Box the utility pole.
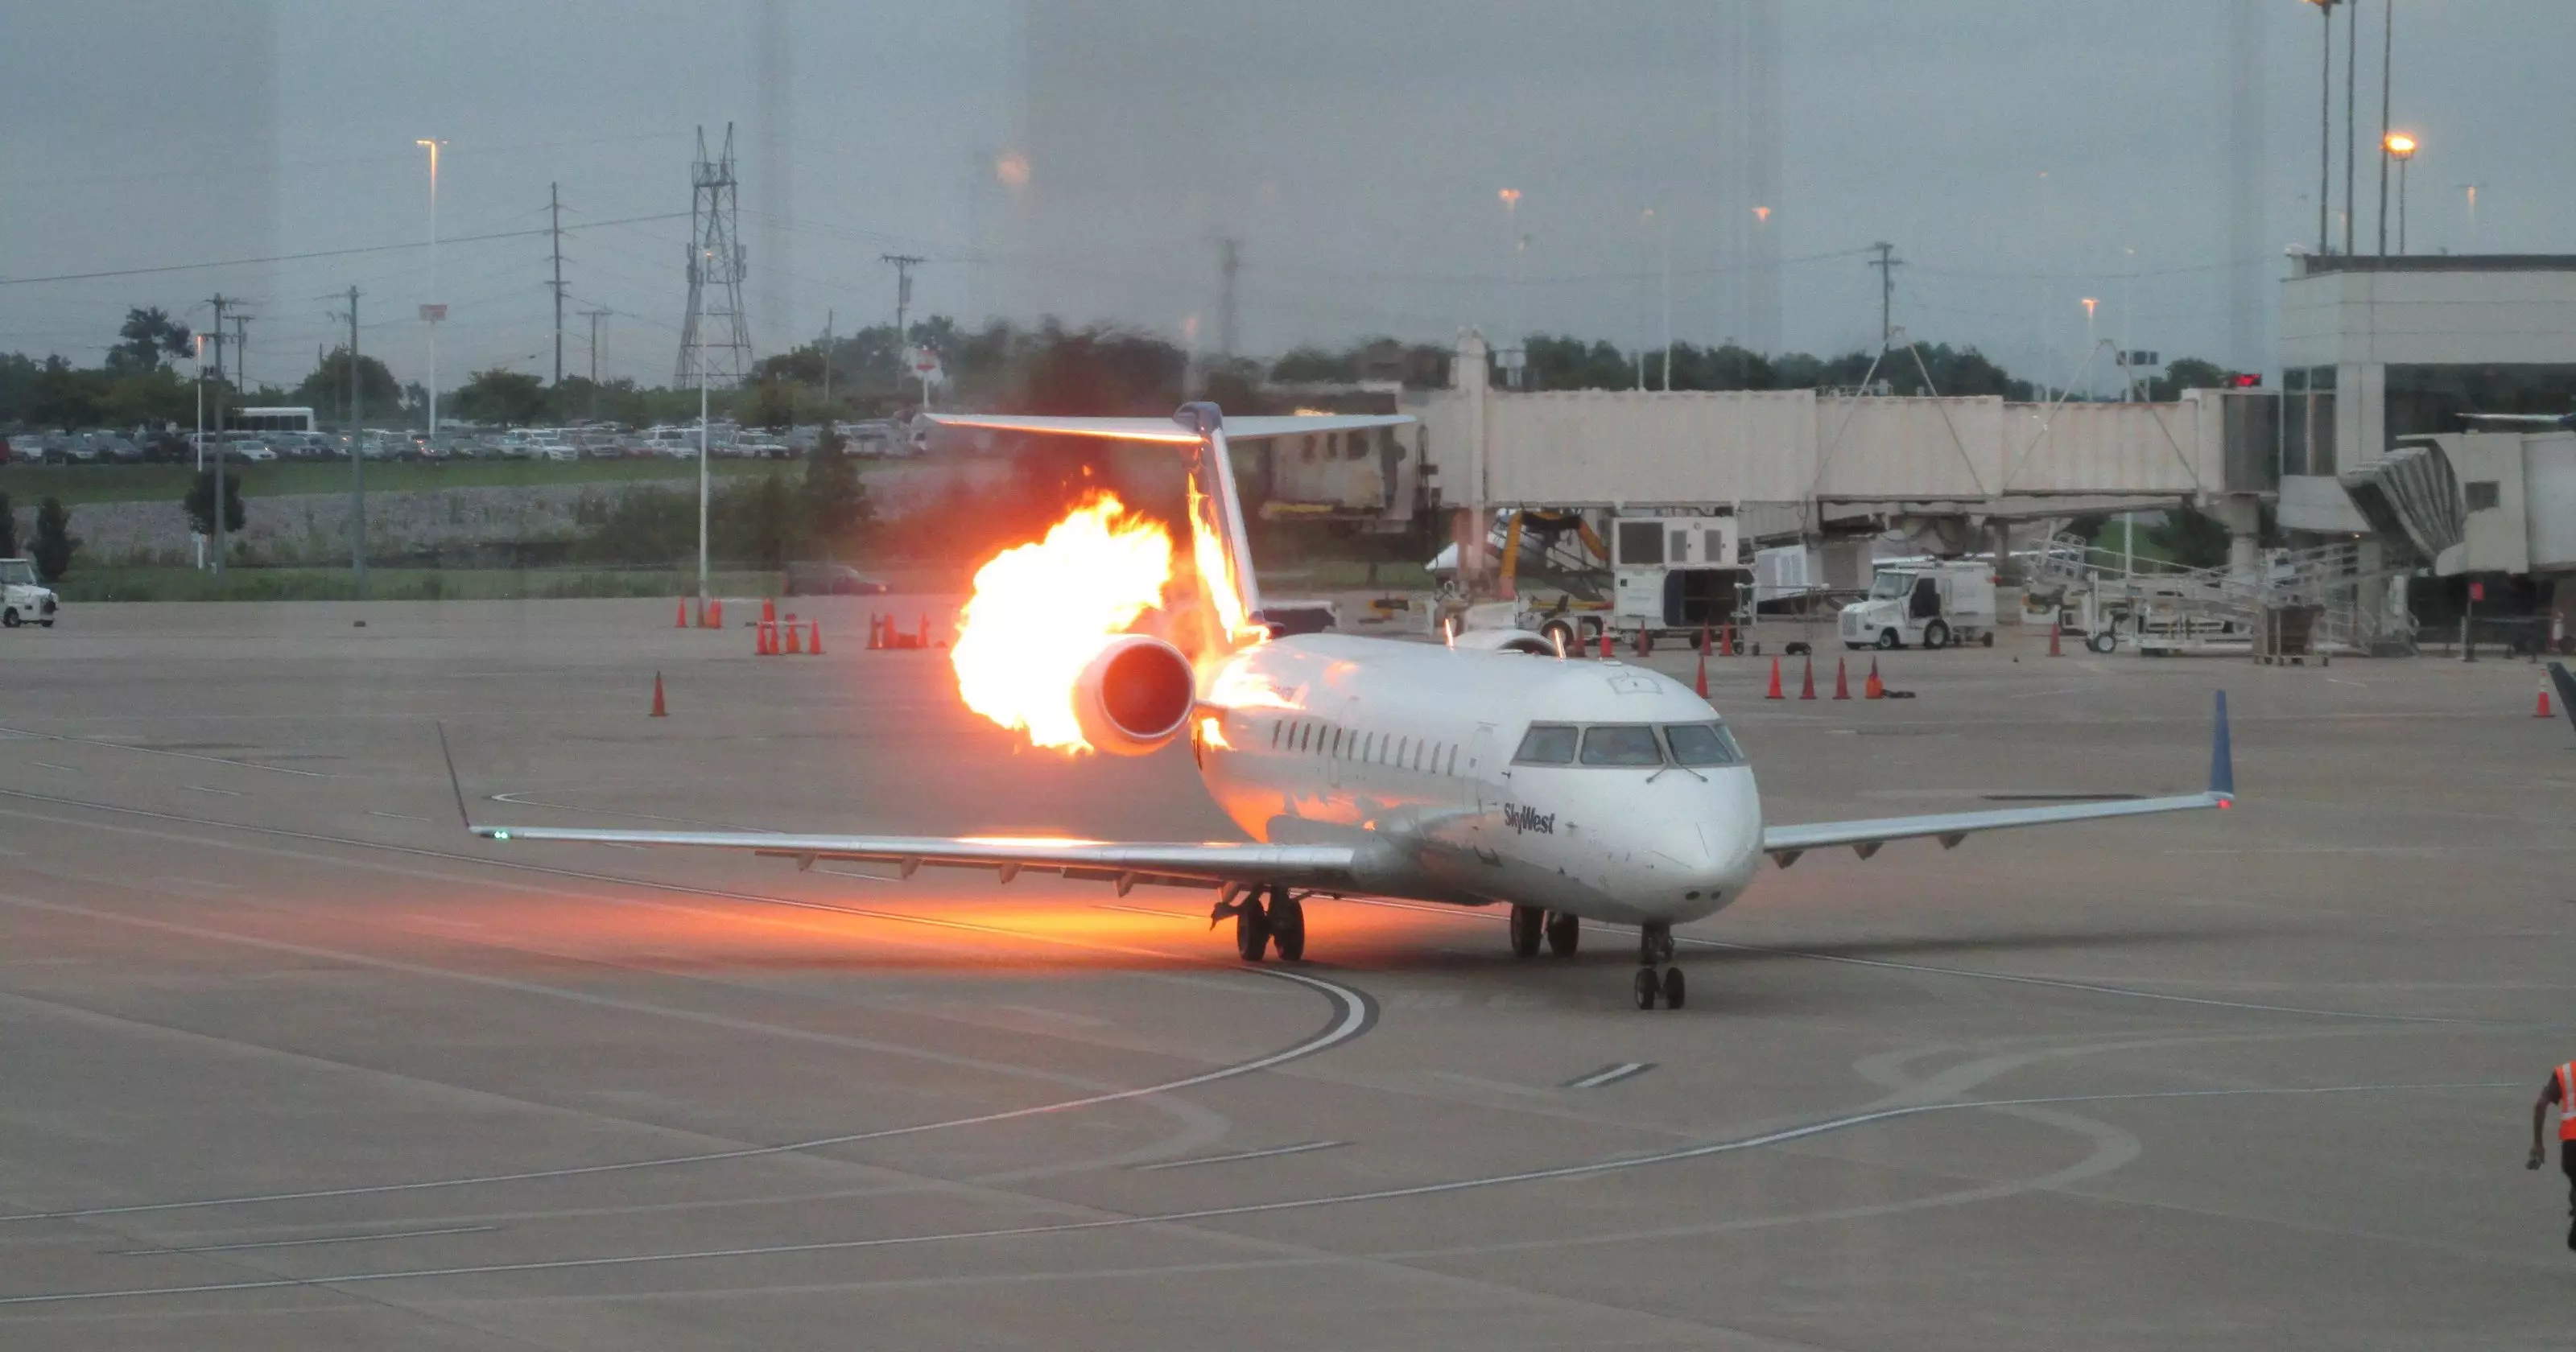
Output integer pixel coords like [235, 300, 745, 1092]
[2315, 0, 2335, 254]
[819, 308, 834, 410]
[580, 307, 610, 418]
[2345, 0, 2360, 259]
[341, 286, 366, 598]
[548, 182, 568, 385]
[1216, 237, 1240, 361]
[206, 293, 231, 575]
[1868, 242, 1902, 349]
[230, 312, 253, 393]
[881, 254, 924, 399]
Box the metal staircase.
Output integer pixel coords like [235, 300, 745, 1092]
[2026, 534, 2414, 656]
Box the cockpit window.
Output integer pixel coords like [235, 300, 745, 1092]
[1513, 724, 1578, 765]
[1663, 723, 1745, 766]
[1579, 724, 1664, 766]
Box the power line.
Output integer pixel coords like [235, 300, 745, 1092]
[0, 213, 689, 288]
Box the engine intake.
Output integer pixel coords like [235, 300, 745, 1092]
[1074, 635, 1198, 756]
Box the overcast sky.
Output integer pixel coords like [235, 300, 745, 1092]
[5, 0, 2570, 397]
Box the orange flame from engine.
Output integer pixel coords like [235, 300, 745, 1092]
[951, 493, 1173, 752]
[1187, 473, 1266, 648]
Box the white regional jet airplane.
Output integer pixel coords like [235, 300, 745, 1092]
[453, 403, 2234, 1010]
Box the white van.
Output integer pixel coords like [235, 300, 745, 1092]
[1837, 561, 1998, 649]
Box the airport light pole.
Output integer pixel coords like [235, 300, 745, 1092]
[698, 248, 712, 609]
[2307, 0, 2339, 254]
[2376, 0, 2396, 255]
[416, 138, 444, 437]
[2385, 132, 2417, 254]
[1497, 188, 1521, 388]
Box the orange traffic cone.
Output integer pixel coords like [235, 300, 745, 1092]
[1864, 658, 1885, 699]
[1720, 624, 1734, 657]
[650, 671, 667, 717]
[1798, 653, 1816, 699]
[709, 598, 722, 629]
[675, 599, 687, 629]
[762, 596, 776, 624]
[764, 620, 781, 656]
[785, 618, 803, 653]
[2540, 679, 2556, 719]
[2049, 621, 2063, 657]
[1765, 656, 1784, 699]
[809, 620, 824, 654]
[1694, 641, 1709, 698]
[1833, 657, 1851, 699]
[1599, 627, 1613, 660]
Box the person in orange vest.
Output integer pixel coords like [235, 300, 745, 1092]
[2529, 1060, 2576, 1247]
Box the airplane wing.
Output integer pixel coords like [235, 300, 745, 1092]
[1757, 691, 2235, 869]
[923, 412, 1412, 443]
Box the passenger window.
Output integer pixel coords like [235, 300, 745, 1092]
[1361, 732, 1374, 760]
[1663, 723, 1745, 766]
[1579, 724, 1665, 766]
[1271, 721, 1282, 749]
[1397, 736, 1410, 766]
[1513, 724, 1579, 765]
[1331, 728, 1344, 757]
[1444, 745, 1456, 775]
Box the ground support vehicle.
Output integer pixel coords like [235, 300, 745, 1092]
[0, 558, 59, 628]
[1838, 560, 1998, 650]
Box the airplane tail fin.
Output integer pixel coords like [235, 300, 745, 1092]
[2551, 662, 2576, 735]
[2209, 690, 2234, 802]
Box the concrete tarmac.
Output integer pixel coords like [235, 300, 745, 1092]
[1, 598, 2571, 1349]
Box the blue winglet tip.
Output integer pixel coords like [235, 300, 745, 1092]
[2209, 690, 2235, 802]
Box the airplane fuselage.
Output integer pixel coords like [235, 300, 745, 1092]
[1192, 634, 1764, 926]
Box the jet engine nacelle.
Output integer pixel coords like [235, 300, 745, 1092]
[1073, 634, 1199, 756]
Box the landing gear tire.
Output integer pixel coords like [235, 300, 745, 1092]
[1, 609, 17, 629]
[1545, 910, 1579, 957]
[1660, 967, 1686, 1008]
[1508, 904, 1544, 958]
[1633, 968, 1659, 1010]
[1234, 905, 1272, 962]
[1875, 628, 1899, 650]
[1922, 620, 1951, 650]
[1635, 921, 1680, 1011]
[1265, 886, 1305, 962]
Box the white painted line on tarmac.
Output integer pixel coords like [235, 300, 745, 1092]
[110, 1224, 498, 1256]
[31, 761, 79, 773]
[368, 810, 431, 823]
[1135, 1140, 1346, 1172]
[1563, 1061, 1655, 1090]
[0, 1080, 2509, 1307]
[181, 785, 246, 798]
[0, 727, 325, 777]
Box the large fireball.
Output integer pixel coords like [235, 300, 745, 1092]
[951, 493, 1174, 752]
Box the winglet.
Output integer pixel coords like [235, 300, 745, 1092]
[435, 722, 477, 832]
[2208, 690, 2235, 802]
[2551, 662, 2576, 735]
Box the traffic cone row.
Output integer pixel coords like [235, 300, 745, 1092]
[756, 617, 827, 656]
[2540, 678, 2556, 719]
[1864, 657, 1885, 699]
[1832, 657, 1851, 699]
[1765, 656, 1784, 699]
[1798, 653, 1817, 699]
[762, 596, 776, 624]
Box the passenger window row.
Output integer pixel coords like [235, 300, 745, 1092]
[1268, 717, 1460, 776]
[1513, 722, 1745, 768]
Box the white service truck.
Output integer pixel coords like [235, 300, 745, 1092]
[0, 558, 60, 628]
[1837, 560, 1996, 650]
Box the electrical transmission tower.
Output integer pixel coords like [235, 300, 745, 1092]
[675, 124, 753, 386]
[1867, 241, 1903, 349]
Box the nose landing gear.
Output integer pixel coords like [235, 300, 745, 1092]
[1633, 922, 1684, 1010]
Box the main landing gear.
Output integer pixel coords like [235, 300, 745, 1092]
[1220, 884, 1306, 962]
[1633, 922, 1684, 1011]
[1508, 905, 1582, 958]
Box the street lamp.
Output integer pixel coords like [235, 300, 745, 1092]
[2080, 298, 2099, 400]
[2384, 131, 2418, 254]
[415, 138, 446, 436]
[2305, 0, 2340, 255]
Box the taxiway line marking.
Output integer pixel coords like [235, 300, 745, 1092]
[29, 761, 79, 773]
[1135, 1140, 1346, 1172]
[0, 727, 326, 777]
[0, 1080, 2512, 1308]
[366, 810, 430, 823]
[180, 785, 245, 798]
[1563, 1062, 1654, 1090]
[109, 1225, 498, 1257]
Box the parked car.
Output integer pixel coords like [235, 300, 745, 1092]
[222, 437, 279, 462]
[785, 562, 890, 596]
